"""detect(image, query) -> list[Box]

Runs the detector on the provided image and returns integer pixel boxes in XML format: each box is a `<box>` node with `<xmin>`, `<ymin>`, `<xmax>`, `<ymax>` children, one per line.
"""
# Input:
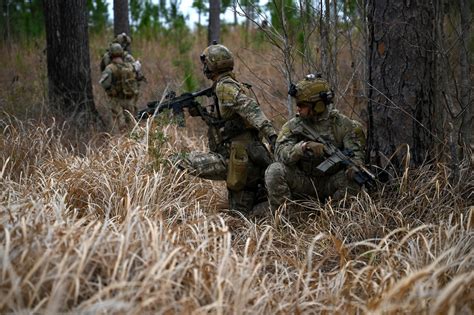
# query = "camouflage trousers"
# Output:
<box><xmin>172</xmin><ymin>151</ymin><xmax>265</xmax><ymax>213</ymax></box>
<box><xmin>107</xmin><ymin>97</ymin><xmax>137</xmax><ymax>133</ymax></box>
<box><xmin>265</xmin><ymin>162</ymin><xmax>360</xmax><ymax>210</ymax></box>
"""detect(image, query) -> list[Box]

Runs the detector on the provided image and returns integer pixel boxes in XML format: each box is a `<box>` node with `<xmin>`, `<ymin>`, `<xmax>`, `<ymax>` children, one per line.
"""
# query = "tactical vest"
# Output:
<box><xmin>207</xmin><ymin>100</ymin><xmax>253</xmax><ymax>158</ymax></box>
<box><xmin>106</xmin><ymin>62</ymin><xmax>138</xmax><ymax>99</ymax></box>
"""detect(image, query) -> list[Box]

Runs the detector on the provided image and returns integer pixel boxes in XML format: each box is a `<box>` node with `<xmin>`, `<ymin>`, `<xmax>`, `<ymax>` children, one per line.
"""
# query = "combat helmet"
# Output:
<box><xmin>289</xmin><ymin>74</ymin><xmax>333</xmax><ymax>113</ymax></box>
<box><xmin>109</xmin><ymin>43</ymin><xmax>124</xmax><ymax>58</ymax></box>
<box><xmin>200</xmin><ymin>43</ymin><xmax>234</xmax><ymax>79</ymax></box>
<box><xmin>114</xmin><ymin>32</ymin><xmax>131</xmax><ymax>50</ymax></box>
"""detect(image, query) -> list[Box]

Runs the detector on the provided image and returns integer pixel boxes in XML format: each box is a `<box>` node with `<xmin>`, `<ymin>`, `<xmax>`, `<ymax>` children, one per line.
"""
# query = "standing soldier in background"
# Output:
<box><xmin>265</xmin><ymin>74</ymin><xmax>368</xmax><ymax>211</ymax></box>
<box><xmin>100</xmin><ymin>33</ymin><xmax>146</xmax><ymax>85</ymax></box>
<box><xmin>100</xmin><ymin>33</ymin><xmax>133</xmax><ymax>71</ymax></box>
<box><xmin>171</xmin><ymin>43</ymin><xmax>277</xmax><ymax>216</ymax></box>
<box><xmin>99</xmin><ymin>43</ymin><xmax>139</xmax><ymax>133</ymax></box>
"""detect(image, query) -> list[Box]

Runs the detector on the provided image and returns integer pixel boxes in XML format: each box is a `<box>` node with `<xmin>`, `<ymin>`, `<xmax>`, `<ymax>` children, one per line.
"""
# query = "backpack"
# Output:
<box><xmin>108</xmin><ymin>62</ymin><xmax>138</xmax><ymax>99</ymax></box>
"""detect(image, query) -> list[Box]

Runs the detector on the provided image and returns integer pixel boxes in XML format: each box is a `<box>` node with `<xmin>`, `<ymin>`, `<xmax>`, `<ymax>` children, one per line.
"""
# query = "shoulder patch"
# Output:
<box><xmin>216</xmin><ymin>81</ymin><xmax>240</xmax><ymax>105</ymax></box>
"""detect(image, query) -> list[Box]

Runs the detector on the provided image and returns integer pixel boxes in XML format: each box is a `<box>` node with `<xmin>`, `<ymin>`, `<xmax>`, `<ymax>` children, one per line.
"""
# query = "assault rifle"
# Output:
<box><xmin>136</xmin><ymin>87</ymin><xmax>214</xmax><ymax>120</ymax></box>
<box><xmin>301</xmin><ymin>122</ymin><xmax>376</xmax><ymax>189</ymax></box>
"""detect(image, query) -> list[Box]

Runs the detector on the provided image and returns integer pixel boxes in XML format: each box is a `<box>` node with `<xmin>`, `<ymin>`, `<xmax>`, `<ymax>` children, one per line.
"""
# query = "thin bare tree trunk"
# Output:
<box><xmin>332</xmin><ymin>0</ymin><xmax>338</xmax><ymax>90</ymax></box>
<box><xmin>114</xmin><ymin>0</ymin><xmax>130</xmax><ymax>36</ymax></box>
<box><xmin>459</xmin><ymin>0</ymin><xmax>472</xmax><ymax>150</ymax></box>
<box><xmin>3</xmin><ymin>0</ymin><xmax>11</xmax><ymax>51</ymax></box>
<box><xmin>208</xmin><ymin>0</ymin><xmax>220</xmax><ymax>45</ymax></box>
<box><xmin>233</xmin><ymin>0</ymin><xmax>238</xmax><ymax>26</ymax></box>
<box><xmin>320</xmin><ymin>0</ymin><xmax>331</xmax><ymax>81</ymax></box>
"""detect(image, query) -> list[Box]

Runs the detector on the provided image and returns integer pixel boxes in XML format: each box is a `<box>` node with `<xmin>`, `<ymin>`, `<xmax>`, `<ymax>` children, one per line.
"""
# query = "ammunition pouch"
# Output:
<box><xmin>222</xmin><ymin>119</ymin><xmax>248</xmax><ymax>141</ymax></box>
<box><xmin>246</xmin><ymin>141</ymin><xmax>272</xmax><ymax>168</ymax></box>
<box><xmin>316</xmin><ymin>150</ymin><xmax>354</xmax><ymax>175</ymax></box>
<box><xmin>316</xmin><ymin>154</ymin><xmax>345</xmax><ymax>175</ymax></box>
<box><xmin>227</xmin><ymin>141</ymin><xmax>249</xmax><ymax>191</ymax></box>
<box><xmin>209</xmin><ymin>117</ymin><xmax>256</xmax><ymax>159</ymax></box>
<box><xmin>298</xmin><ymin>153</ymin><xmax>333</xmax><ymax>177</ymax></box>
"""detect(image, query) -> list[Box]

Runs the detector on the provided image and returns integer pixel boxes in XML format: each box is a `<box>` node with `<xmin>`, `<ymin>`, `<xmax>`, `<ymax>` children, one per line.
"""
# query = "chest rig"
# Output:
<box><xmin>206</xmin><ymin>78</ymin><xmax>257</xmax><ymax>158</ymax></box>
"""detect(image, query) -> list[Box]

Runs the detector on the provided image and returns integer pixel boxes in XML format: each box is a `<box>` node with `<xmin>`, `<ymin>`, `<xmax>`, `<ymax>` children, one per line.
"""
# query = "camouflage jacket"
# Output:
<box><xmin>209</xmin><ymin>72</ymin><xmax>276</xmax><ymax>152</ymax></box>
<box><xmin>100</xmin><ymin>50</ymin><xmax>136</xmax><ymax>72</ymax></box>
<box><xmin>275</xmin><ymin>107</ymin><xmax>366</xmax><ymax>168</ymax></box>
<box><xmin>99</xmin><ymin>60</ymin><xmax>138</xmax><ymax>99</ymax></box>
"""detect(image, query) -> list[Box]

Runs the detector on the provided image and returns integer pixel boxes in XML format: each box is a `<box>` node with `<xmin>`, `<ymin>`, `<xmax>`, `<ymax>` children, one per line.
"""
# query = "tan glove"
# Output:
<box><xmin>304</xmin><ymin>141</ymin><xmax>325</xmax><ymax>157</ymax></box>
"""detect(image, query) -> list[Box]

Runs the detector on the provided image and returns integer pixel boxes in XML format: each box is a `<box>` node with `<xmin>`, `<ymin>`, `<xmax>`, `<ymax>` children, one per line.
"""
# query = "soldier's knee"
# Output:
<box><xmin>265</xmin><ymin>162</ymin><xmax>286</xmax><ymax>185</ymax></box>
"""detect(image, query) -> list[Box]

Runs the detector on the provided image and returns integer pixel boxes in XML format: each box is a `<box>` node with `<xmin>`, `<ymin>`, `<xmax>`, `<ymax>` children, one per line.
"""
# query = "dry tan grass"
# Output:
<box><xmin>0</xmin><ymin>116</ymin><xmax>472</xmax><ymax>314</ymax></box>
<box><xmin>1</xmin><ymin>29</ymin><xmax>473</xmax><ymax>314</ymax></box>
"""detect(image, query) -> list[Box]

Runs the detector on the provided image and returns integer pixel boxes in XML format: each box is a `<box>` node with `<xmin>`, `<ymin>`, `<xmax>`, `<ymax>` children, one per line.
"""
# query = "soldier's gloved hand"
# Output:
<box><xmin>188</xmin><ymin>101</ymin><xmax>201</xmax><ymax>117</ymax></box>
<box><xmin>346</xmin><ymin>166</ymin><xmax>358</xmax><ymax>180</ymax></box>
<box><xmin>304</xmin><ymin>141</ymin><xmax>325</xmax><ymax>157</ymax></box>
<box><xmin>268</xmin><ymin>134</ymin><xmax>277</xmax><ymax>153</ymax></box>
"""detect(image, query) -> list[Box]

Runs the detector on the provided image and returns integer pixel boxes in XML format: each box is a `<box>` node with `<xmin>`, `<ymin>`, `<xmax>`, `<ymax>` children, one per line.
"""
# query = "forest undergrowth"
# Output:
<box><xmin>0</xmin><ymin>117</ymin><xmax>472</xmax><ymax>314</ymax></box>
<box><xmin>1</xmin><ymin>29</ymin><xmax>473</xmax><ymax>314</ymax></box>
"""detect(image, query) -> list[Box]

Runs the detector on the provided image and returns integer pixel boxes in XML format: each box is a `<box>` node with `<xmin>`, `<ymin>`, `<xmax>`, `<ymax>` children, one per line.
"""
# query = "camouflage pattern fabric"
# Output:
<box><xmin>172</xmin><ymin>72</ymin><xmax>276</xmax><ymax>214</ymax></box>
<box><xmin>265</xmin><ymin>162</ymin><xmax>360</xmax><ymax>209</ymax></box>
<box><xmin>104</xmin><ymin>98</ymin><xmax>136</xmax><ymax>133</ymax></box>
<box><xmin>265</xmin><ymin>106</ymin><xmax>366</xmax><ymax>210</ymax></box>
<box><xmin>172</xmin><ymin>151</ymin><xmax>227</xmax><ymax>181</ymax></box>
<box><xmin>100</xmin><ymin>60</ymin><xmax>138</xmax><ymax>133</ymax></box>
<box><xmin>214</xmin><ymin>72</ymin><xmax>276</xmax><ymax>141</ymax></box>
<box><xmin>100</xmin><ymin>51</ymin><xmax>136</xmax><ymax>72</ymax></box>
<box><xmin>172</xmin><ymin>151</ymin><xmax>264</xmax><ymax>213</ymax></box>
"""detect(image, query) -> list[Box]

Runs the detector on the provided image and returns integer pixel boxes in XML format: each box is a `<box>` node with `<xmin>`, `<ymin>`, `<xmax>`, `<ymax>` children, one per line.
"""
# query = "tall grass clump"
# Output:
<box><xmin>1</xmin><ymin>116</ymin><xmax>472</xmax><ymax>314</ymax></box>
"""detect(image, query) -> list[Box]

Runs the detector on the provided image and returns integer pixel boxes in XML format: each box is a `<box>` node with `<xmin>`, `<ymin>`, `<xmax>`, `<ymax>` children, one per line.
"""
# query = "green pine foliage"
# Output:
<box><xmin>87</xmin><ymin>0</ymin><xmax>109</xmax><ymax>33</ymax></box>
<box><xmin>1</xmin><ymin>0</ymin><xmax>44</xmax><ymax>40</ymax></box>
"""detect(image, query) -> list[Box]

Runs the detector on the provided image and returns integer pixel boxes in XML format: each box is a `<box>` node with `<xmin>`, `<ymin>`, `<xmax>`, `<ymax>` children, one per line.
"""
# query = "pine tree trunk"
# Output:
<box><xmin>459</xmin><ymin>0</ymin><xmax>473</xmax><ymax>150</ymax></box>
<box><xmin>208</xmin><ymin>0</ymin><xmax>221</xmax><ymax>45</ymax></box>
<box><xmin>2</xmin><ymin>0</ymin><xmax>11</xmax><ymax>48</ymax></box>
<box><xmin>114</xmin><ymin>0</ymin><xmax>130</xmax><ymax>36</ymax></box>
<box><xmin>366</xmin><ymin>0</ymin><xmax>444</xmax><ymax>167</ymax></box>
<box><xmin>43</xmin><ymin>0</ymin><xmax>100</xmax><ymax>124</ymax></box>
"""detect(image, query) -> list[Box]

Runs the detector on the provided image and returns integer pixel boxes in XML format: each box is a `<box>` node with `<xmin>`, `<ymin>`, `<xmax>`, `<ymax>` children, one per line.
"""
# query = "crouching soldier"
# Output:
<box><xmin>172</xmin><ymin>43</ymin><xmax>277</xmax><ymax>216</ymax></box>
<box><xmin>265</xmin><ymin>74</ymin><xmax>369</xmax><ymax>211</ymax></box>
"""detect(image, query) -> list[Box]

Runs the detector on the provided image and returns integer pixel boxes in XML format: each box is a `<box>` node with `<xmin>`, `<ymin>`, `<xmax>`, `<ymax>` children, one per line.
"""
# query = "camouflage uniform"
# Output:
<box><xmin>175</xmin><ymin>65</ymin><xmax>276</xmax><ymax>213</ymax></box>
<box><xmin>100</xmin><ymin>50</ymin><xmax>136</xmax><ymax>72</ymax></box>
<box><xmin>100</xmin><ymin>33</ymin><xmax>146</xmax><ymax>83</ymax></box>
<box><xmin>265</xmin><ymin>76</ymin><xmax>366</xmax><ymax>210</ymax></box>
<box><xmin>99</xmin><ymin>46</ymin><xmax>139</xmax><ymax>133</ymax></box>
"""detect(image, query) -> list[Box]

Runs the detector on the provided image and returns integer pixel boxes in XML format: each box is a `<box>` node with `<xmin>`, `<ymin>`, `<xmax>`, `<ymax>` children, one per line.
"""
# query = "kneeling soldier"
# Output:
<box><xmin>265</xmin><ymin>74</ymin><xmax>368</xmax><ymax>211</ymax></box>
<box><xmin>172</xmin><ymin>43</ymin><xmax>277</xmax><ymax>215</ymax></box>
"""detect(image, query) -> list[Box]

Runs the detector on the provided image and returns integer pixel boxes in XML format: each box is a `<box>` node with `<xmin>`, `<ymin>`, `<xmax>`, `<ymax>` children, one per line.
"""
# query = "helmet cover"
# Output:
<box><xmin>200</xmin><ymin>44</ymin><xmax>234</xmax><ymax>77</ymax></box>
<box><xmin>109</xmin><ymin>43</ymin><xmax>124</xmax><ymax>58</ymax></box>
